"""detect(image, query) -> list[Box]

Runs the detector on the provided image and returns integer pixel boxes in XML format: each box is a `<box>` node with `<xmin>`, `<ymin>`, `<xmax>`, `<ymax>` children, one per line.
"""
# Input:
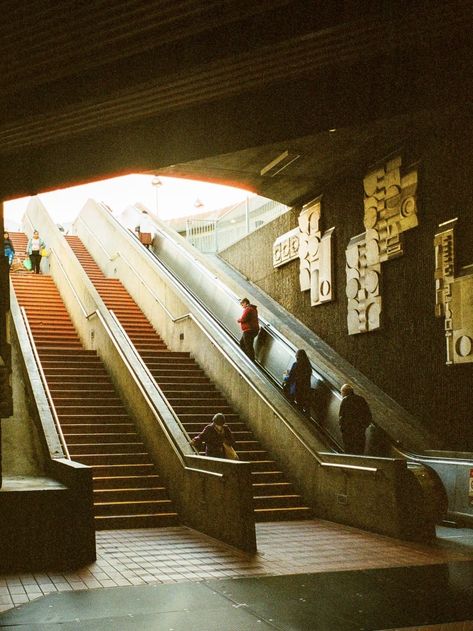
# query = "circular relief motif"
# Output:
<box><xmin>346</xmin><ymin>277</ymin><xmax>360</xmax><ymax>299</ymax></box>
<box><xmin>364</xmin><ymin>205</ymin><xmax>378</xmax><ymax>229</ymax></box>
<box><xmin>401</xmin><ymin>196</ymin><xmax>416</xmax><ymax>217</ymax></box>
<box><xmin>308</xmin><ymin>236</ymin><xmax>320</xmax><ymax>258</ymax></box>
<box><xmin>320</xmin><ymin>280</ymin><xmax>331</xmax><ymax>297</ymax></box>
<box><xmin>282</xmin><ymin>241</ymin><xmax>290</xmax><ymax>258</ymax></box>
<box><xmin>455</xmin><ymin>335</ymin><xmax>473</xmax><ymax>358</ymax></box>
<box><xmin>290</xmin><ymin>235</ymin><xmax>299</xmax><ymax>255</ymax></box>
<box><xmin>273</xmin><ymin>245</ymin><xmax>281</xmax><ymax>263</ymax></box>
<box><xmin>347</xmin><ymin>309</ymin><xmax>360</xmax><ymax>333</ymax></box>
<box><xmin>366</xmin><ymin>301</ymin><xmax>381</xmax><ymax>329</ymax></box>
<box><xmin>365</xmin><ymin>269</ymin><xmax>379</xmax><ymax>294</ymax></box>
<box><xmin>366</xmin><ymin>238</ymin><xmax>380</xmax><ymax>265</ymax></box>
<box><xmin>346</xmin><ymin>246</ymin><xmax>359</xmax><ymax>269</ymax></box>
<box><xmin>364</xmin><ymin>173</ymin><xmax>378</xmax><ymax>197</ymax></box>
<box><xmin>299</xmin><ymin>240</ymin><xmax>309</xmax><ymax>259</ymax></box>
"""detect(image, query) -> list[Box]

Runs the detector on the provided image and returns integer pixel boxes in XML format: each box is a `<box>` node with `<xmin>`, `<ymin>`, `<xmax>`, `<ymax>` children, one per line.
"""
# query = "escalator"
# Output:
<box><xmin>9</xmin><ymin>232</ymin><xmax>178</xmax><ymax>530</ymax></box>
<box><xmin>66</xmin><ymin>234</ymin><xmax>313</xmax><ymax>521</ymax></box>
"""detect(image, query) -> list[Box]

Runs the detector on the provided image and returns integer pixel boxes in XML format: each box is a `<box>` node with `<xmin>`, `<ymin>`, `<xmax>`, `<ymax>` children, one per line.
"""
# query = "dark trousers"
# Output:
<box><xmin>341</xmin><ymin>427</ymin><xmax>366</xmax><ymax>455</ymax></box>
<box><xmin>30</xmin><ymin>251</ymin><xmax>41</xmax><ymax>274</ymax></box>
<box><xmin>239</xmin><ymin>330</ymin><xmax>258</xmax><ymax>361</ymax></box>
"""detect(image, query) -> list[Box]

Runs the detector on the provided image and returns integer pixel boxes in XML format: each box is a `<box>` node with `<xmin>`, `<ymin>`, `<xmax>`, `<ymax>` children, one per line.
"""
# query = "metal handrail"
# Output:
<box><xmin>51</xmin><ymin>247</ymin><xmax>93</xmax><ymax>319</ymax></box>
<box><xmin>20</xmin><ymin>306</ymin><xmax>70</xmax><ymax>460</ymax></box>
<box><xmin>108</xmin><ymin>309</ymin><xmax>198</xmax><ymax>453</ymax></box>
<box><xmin>94</xmin><ymin>308</ymin><xmax>187</xmax><ymax>463</ymax></box>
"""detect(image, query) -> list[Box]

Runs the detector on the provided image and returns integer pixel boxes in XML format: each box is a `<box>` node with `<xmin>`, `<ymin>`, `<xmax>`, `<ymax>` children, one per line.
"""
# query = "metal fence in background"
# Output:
<box><xmin>185</xmin><ymin>197</ymin><xmax>289</xmax><ymax>253</ymax></box>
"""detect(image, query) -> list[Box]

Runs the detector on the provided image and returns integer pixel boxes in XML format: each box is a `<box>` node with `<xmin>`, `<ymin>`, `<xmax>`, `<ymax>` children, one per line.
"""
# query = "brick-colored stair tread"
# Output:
<box><xmin>9</xmin><ymin>243</ymin><xmax>178</xmax><ymax>531</ymax></box>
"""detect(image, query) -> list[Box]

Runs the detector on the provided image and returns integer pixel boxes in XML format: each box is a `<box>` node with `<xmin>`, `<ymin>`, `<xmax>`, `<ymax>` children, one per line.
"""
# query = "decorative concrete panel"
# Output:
<box><xmin>273</xmin><ymin>227</ymin><xmax>300</xmax><ymax>268</ymax></box>
<box><xmin>434</xmin><ymin>218</ymin><xmax>473</xmax><ymax>364</ymax></box>
<box><xmin>346</xmin><ymin>156</ymin><xmax>418</xmax><ymax>335</ymax></box>
<box><xmin>272</xmin><ymin>197</ymin><xmax>334</xmax><ymax>307</ymax></box>
<box><xmin>298</xmin><ymin>197</ymin><xmax>334</xmax><ymax>306</ymax></box>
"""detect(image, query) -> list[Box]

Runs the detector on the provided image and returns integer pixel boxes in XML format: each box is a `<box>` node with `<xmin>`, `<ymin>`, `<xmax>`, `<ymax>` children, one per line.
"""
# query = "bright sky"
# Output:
<box><xmin>4</xmin><ymin>174</ymin><xmax>253</xmax><ymax>230</ymax></box>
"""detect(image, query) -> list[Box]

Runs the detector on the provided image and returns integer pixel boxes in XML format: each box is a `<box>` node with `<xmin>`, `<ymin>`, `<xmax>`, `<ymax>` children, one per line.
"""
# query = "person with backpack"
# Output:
<box><xmin>338</xmin><ymin>384</ymin><xmax>372</xmax><ymax>454</ymax></box>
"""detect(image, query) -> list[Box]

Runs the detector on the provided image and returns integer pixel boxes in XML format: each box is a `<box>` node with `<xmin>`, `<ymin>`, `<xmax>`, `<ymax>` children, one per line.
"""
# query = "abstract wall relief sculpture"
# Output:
<box><xmin>272</xmin><ymin>197</ymin><xmax>334</xmax><ymax>306</ymax></box>
<box><xmin>273</xmin><ymin>227</ymin><xmax>300</xmax><ymax>268</ymax></box>
<box><xmin>346</xmin><ymin>156</ymin><xmax>419</xmax><ymax>335</ymax></box>
<box><xmin>434</xmin><ymin>218</ymin><xmax>473</xmax><ymax>364</ymax></box>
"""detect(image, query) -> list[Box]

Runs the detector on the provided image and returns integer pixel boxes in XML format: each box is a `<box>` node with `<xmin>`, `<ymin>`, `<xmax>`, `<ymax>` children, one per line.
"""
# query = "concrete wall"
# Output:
<box><xmin>1</xmin><ymin>318</ymin><xmax>46</xmax><ymax>476</ymax></box>
<box><xmin>221</xmin><ymin>110</ymin><xmax>473</xmax><ymax>450</ymax></box>
<box><xmin>1</xmin><ymin>285</ymin><xmax>96</xmax><ymax>571</ymax></box>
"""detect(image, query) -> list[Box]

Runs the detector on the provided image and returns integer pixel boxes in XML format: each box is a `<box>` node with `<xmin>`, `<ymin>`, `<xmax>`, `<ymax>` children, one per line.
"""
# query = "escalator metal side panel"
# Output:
<box><xmin>155</xmin><ymin>229</ymin><xmax>344</xmax><ymax>446</ymax></box>
<box><xmin>410</xmin><ymin>458</ymin><xmax>473</xmax><ymax>526</ymax></box>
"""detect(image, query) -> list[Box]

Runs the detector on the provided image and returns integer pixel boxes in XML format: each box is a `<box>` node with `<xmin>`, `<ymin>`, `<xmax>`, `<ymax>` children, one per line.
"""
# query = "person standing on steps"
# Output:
<box><xmin>3</xmin><ymin>232</ymin><xmax>15</xmax><ymax>268</ymax></box>
<box><xmin>190</xmin><ymin>413</ymin><xmax>238</xmax><ymax>459</ymax></box>
<box><xmin>338</xmin><ymin>384</ymin><xmax>372</xmax><ymax>455</ymax></box>
<box><xmin>237</xmin><ymin>297</ymin><xmax>260</xmax><ymax>361</ymax></box>
<box><xmin>26</xmin><ymin>230</ymin><xmax>46</xmax><ymax>274</ymax></box>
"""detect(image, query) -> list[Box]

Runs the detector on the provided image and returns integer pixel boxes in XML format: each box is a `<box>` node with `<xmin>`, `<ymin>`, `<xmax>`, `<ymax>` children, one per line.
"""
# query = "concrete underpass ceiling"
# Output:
<box><xmin>0</xmin><ymin>1</ymin><xmax>471</xmax><ymax>202</ymax></box>
<box><xmin>155</xmin><ymin>109</ymin><xmax>439</xmax><ymax>208</ymax></box>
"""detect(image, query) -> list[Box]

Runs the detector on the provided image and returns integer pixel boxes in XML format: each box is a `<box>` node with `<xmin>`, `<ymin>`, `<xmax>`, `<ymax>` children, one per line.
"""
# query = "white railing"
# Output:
<box><xmin>185</xmin><ymin>196</ymin><xmax>289</xmax><ymax>253</ymax></box>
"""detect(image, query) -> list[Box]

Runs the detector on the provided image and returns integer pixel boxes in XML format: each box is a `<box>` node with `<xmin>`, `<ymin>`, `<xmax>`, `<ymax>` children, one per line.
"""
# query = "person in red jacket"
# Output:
<box><xmin>237</xmin><ymin>297</ymin><xmax>259</xmax><ymax>361</ymax></box>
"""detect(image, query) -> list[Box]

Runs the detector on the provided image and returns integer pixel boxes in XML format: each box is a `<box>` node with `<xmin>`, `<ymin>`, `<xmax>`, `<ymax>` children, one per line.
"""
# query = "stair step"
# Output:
<box><xmin>68</xmin><ymin>442</ymin><xmax>145</xmax><ymax>454</ymax></box>
<box><xmin>65</xmin><ymin>433</ymin><xmax>139</xmax><ymax>443</ymax></box>
<box><xmin>254</xmin><ymin>506</ymin><xmax>313</xmax><ymax>522</ymax></box>
<box><xmin>95</xmin><ymin>499</ymin><xmax>174</xmax><ymax>516</ymax></box>
<box><xmin>93</xmin><ymin>487</ymin><xmax>168</xmax><ymax>501</ymax></box>
<box><xmin>93</xmin><ymin>474</ymin><xmax>162</xmax><ymax>489</ymax></box>
<box><xmin>63</xmin><ymin>423</ymin><xmax>136</xmax><ymax>433</ymax></box>
<box><xmin>55</xmin><ymin>405</ymin><xmax>127</xmax><ymax>415</ymax></box>
<box><xmin>71</xmin><ymin>453</ymin><xmax>151</xmax><ymax>465</ymax></box>
<box><xmin>90</xmin><ymin>463</ymin><xmax>158</xmax><ymax>476</ymax></box>
<box><xmin>253</xmin><ymin>494</ymin><xmax>305</xmax><ymax>509</ymax></box>
<box><xmin>95</xmin><ymin>513</ymin><xmax>179</xmax><ymax>530</ymax></box>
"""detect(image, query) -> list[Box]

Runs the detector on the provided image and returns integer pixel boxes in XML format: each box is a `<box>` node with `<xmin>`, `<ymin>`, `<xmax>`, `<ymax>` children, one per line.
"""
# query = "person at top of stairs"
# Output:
<box><xmin>26</xmin><ymin>230</ymin><xmax>46</xmax><ymax>274</ymax></box>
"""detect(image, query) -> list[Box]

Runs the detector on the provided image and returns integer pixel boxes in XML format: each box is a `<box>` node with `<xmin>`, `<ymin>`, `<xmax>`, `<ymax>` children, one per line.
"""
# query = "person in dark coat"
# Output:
<box><xmin>3</xmin><ymin>232</ymin><xmax>15</xmax><ymax>268</ymax></box>
<box><xmin>190</xmin><ymin>413</ymin><xmax>236</xmax><ymax>459</ymax></box>
<box><xmin>283</xmin><ymin>349</ymin><xmax>312</xmax><ymax>416</ymax></box>
<box><xmin>237</xmin><ymin>297</ymin><xmax>259</xmax><ymax>361</ymax></box>
<box><xmin>338</xmin><ymin>384</ymin><xmax>372</xmax><ymax>454</ymax></box>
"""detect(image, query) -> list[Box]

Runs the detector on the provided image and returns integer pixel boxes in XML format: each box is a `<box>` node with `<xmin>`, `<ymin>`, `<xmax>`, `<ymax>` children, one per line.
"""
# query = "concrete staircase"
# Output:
<box><xmin>9</xmin><ymin>232</ymin><xmax>178</xmax><ymax>530</ymax></box>
<box><xmin>67</xmin><ymin>234</ymin><xmax>312</xmax><ymax>521</ymax></box>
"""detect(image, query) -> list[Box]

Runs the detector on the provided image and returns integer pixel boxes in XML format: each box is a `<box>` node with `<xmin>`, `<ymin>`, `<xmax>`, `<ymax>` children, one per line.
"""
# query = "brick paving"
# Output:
<box><xmin>0</xmin><ymin>520</ymin><xmax>471</xmax><ymax>613</ymax></box>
